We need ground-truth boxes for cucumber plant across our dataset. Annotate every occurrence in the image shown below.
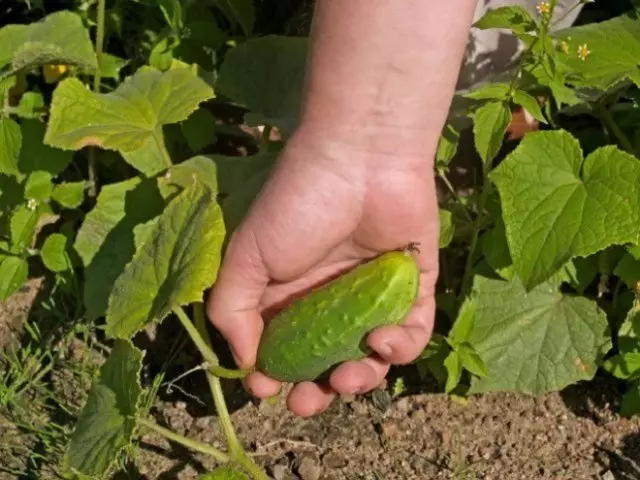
[2,0,640,478]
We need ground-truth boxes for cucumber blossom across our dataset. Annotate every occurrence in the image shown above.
[256,250,420,382]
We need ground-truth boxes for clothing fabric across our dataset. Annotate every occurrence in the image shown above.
[458,0,583,88]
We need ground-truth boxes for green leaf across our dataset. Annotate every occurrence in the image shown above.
[621,380,640,417]
[162,156,219,195]
[450,297,476,344]
[0,11,97,79]
[457,344,488,378]
[63,340,143,477]
[106,182,225,339]
[217,36,308,137]
[603,353,640,380]
[473,101,511,165]
[10,204,37,253]
[24,171,53,201]
[222,167,270,235]
[210,152,276,196]
[444,350,463,394]
[40,233,74,272]
[75,178,167,320]
[436,124,460,169]
[467,275,610,395]
[16,91,45,119]
[181,108,217,152]
[416,334,450,385]
[52,181,85,209]
[439,209,454,249]
[512,89,546,124]
[97,53,129,80]
[491,130,640,289]
[614,252,640,288]
[19,120,72,176]
[45,68,214,176]
[464,83,510,101]
[0,256,28,301]
[198,466,248,480]
[474,5,537,35]
[481,218,514,280]
[555,13,640,90]
[0,118,21,176]
[211,0,255,36]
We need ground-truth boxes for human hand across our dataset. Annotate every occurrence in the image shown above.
[207,128,440,417]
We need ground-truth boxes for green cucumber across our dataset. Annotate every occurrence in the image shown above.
[256,250,420,382]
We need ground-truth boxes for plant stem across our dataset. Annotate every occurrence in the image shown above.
[153,129,174,168]
[87,0,106,199]
[598,103,635,154]
[459,173,492,301]
[437,171,473,224]
[137,417,230,463]
[176,304,269,480]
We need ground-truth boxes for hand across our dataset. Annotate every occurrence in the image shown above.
[207,129,440,417]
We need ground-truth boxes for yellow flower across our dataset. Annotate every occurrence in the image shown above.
[43,64,69,83]
[536,1,551,14]
[577,43,591,61]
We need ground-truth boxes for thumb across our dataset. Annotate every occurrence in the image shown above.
[206,229,268,369]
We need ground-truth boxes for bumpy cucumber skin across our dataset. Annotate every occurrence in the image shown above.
[256,251,420,383]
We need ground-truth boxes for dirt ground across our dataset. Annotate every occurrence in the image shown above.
[132,374,640,480]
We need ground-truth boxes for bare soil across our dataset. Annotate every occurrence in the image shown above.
[132,376,640,480]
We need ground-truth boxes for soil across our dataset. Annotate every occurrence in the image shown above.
[132,376,640,480]
[0,277,44,350]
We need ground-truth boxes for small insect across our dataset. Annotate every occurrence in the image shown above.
[405,242,421,254]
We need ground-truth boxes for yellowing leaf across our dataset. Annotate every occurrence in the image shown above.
[106,182,225,339]
[45,68,214,176]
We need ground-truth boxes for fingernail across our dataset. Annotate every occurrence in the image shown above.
[378,342,393,358]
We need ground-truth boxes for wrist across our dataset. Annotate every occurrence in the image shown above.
[286,120,437,175]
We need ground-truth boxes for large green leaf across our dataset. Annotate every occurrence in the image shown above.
[0,11,97,79]
[45,68,214,176]
[63,340,143,478]
[75,157,219,320]
[556,13,640,90]
[74,177,166,320]
[0,256,28,301]
[0,118,21,176]
[19,120,72,177]
[106,182,225,339]
[217,36,308,137]
[465,275,610,395]
[490,130,640,289]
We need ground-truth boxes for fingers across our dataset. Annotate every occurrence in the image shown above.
[207,230,269,369]
[286,382,336,417]
[328,356,390,394]
[367,280,437,365]
[244,371,282,398]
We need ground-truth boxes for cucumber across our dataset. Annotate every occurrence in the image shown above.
[256,250,420,382]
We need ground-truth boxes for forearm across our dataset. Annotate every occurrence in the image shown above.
[294,0,478,161]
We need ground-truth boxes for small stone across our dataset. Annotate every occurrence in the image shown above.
[272,464,288,480]
[395,397,410,412]
[297,455,321,480]
[322,451,348,469]
[602,471,615,480]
